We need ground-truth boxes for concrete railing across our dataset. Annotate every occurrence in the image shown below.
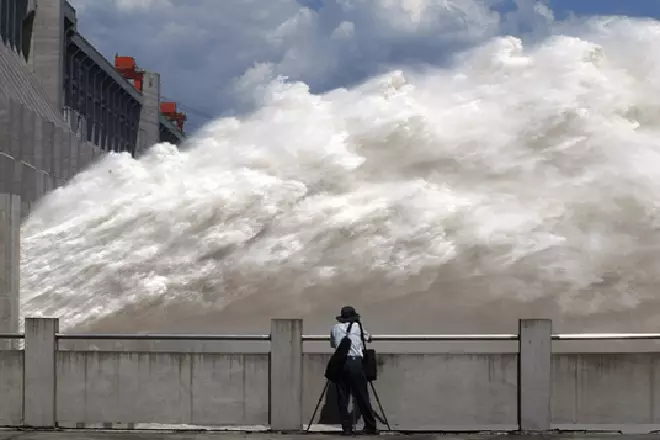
[1,317,660,433]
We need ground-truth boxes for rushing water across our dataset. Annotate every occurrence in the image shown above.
[19,17,660,335]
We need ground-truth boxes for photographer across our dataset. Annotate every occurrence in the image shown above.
[330,306,379,436]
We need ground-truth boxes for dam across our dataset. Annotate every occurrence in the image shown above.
[4,0,660,436]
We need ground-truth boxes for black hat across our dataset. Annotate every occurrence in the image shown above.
[336,305,359,323]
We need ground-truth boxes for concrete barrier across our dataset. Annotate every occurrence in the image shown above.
[303,352,518,431]
[0,349,23,425]
[3,317,660,432]
[56,352,269,426]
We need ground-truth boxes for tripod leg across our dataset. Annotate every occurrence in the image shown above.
[369,382,392,431]
[352,395,357,431]
[306,380,329,432]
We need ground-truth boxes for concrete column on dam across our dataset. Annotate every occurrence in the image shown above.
[29,0,66,111]
[137,71,161,156]
[24,317,59,427]
[52,126,63,184]
[42,120,54,176]
[518,318,552,432]
[33,110,44,171]
[270,318,304,431]
[20,105,36,164]
[69,133,79,181]
[0,194,20,348]
[8,98,21,162]
[20,163,37,219]
[0,95,9,155]
[60,129,72,181]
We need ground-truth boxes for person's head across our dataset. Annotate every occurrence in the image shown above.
[336,305,360,323]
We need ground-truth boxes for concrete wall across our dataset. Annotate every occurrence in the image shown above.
[57,351,269,427]
[0,349,23,426]
[0,93,101,214]
[304,353,518,431]
[552,353,660,431]
[6,317,660,433]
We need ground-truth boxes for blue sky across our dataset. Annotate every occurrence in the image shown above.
[548,0,660,19]
[67,0,660,134]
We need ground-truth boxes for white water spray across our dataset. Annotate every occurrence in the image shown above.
[20,18,660,334]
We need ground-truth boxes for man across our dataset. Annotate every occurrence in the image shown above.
[330,306,379,435]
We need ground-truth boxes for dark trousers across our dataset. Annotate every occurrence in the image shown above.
[335,357,378,432]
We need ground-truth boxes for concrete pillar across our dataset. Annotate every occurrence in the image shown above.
[270,318,303,431]
[20,163,37,219]
[33,115,44,171]
[52,127,63,181]
[24,317,59,427]
[137,72,160,156]
[518,318,552,432]
[21,106,36,165]
[0,154,12,194]
[36,171,48,202]
[0,194,20,349]
[0,96,9,156]
[28,0,66,111]
[68,132,79,180]
[8,100,21,161]
[42,121,54,176]
[11,156,22,196]
[58,130,71,181]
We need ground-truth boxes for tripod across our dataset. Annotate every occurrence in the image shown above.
[306,379,391,433]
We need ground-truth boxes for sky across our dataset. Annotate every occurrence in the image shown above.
[66,0,660,134]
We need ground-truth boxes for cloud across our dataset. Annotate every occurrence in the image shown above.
[65,0,574,132]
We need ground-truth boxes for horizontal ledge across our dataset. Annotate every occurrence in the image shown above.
[303,334,520,341]
[0,333,24,339]
[552,333,660,341]
[3,332,660,342]
[55,333,271,341]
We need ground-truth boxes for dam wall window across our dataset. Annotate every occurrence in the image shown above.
[1,0,28,58]
[63,31,142,156]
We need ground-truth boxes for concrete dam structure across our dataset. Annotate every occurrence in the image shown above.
[0,0,186,339]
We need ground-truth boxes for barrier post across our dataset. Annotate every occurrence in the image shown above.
[270,318,303,431]
[24,317,59,427]
[518,318,552,432]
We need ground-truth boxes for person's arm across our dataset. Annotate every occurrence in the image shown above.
[330,325,338,349]
[359,322,372,343]
[364,328,372,343]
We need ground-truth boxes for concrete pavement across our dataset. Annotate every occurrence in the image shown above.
[0,432,658,440]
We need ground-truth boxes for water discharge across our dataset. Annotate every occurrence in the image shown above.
[19,18,660,335]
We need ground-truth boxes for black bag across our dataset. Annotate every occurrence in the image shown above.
[358,322,378,382]
[324,322,354,382]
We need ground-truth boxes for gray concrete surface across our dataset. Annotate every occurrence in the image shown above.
[137,71,161,156]
[28,0,66,111]
[0,194,20,349]
[0,431,658,440]
[24,318,58,427]
[9,318,660,432]
[519,319,551,431]
[271,319,304,431]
